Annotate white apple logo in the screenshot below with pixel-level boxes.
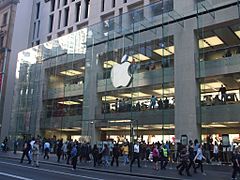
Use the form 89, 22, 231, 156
111, 54, 133, 88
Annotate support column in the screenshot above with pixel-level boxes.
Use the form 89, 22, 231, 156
174, 19, 200, 142
82, 41, 105, 144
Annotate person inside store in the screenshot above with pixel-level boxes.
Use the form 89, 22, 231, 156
136, 101, 141, 111
213, 94, 222, 105
224, 49, 232, 57
164, 97, 169, 109
218, 84, 227, 102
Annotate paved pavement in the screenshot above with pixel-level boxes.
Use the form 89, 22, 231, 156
0, 151, 234, 180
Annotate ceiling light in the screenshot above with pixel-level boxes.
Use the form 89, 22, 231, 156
236, 78, 240, 82
199, 36, 224, 49
154, 46, 174, 57
204, 36, 223, 46
104, 60, 117, 68
100, 127, 119, 131
60, 70, 82, 76
201, 82, 222, 91
132, 53, 150, 61
58, 101, 81, 105
153, 88, 175, 95
234, 30, 240, 38
57, 128, 81, 131
80, 67, 85, 70
120, 92, 149, 98
101, 96, 117, 101
109, 120, 132, 123
199, 39, 210, 49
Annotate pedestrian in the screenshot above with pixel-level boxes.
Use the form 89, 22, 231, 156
194, 144, 206, 175
152, 144, 159, 170
101, 144, 110, 168
13, 139, 18, 154
232, 147, 240, 180
178, 145, 191, 176
62, 141, 68, 160
32, 139, 40, 167
121, 142, 129, 165
92, 144, 99, 167
20, 140, 31, 164
43, 140, 50, 160
111, 143, 120, 167
66, 140, 72, 164
160, 144, 168, 170
187, 140, 195, 175
130, 141, 141, 168
213, 141, 219, 162
71, 144, 78, 171
56, 139, 63, 162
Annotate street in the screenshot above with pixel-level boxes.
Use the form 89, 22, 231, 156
0, 158, 167, 180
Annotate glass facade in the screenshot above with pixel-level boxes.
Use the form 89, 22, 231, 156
10, 0, 240, 145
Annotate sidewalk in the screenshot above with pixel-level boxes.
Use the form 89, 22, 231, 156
0, 151, 232, 180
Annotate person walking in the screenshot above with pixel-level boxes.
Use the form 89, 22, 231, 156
194, 144, 206, 175
187, 140, 195, 175
121, 142, 129, 165
71, 144, 78, 171
32, 139, 40, 167
160, 145, 168, 170
213, 141, 219, 162
43, 140, 50, 160
92, 144, 99, 167
111, 143, 120, 167
152, 144, 159, 170
56, 139, 63, 162
20, 140, 31, 164
101, 144, 110, 168
231, 147, 240, 180
178, 145, 191, 176
130, 141, 141, 168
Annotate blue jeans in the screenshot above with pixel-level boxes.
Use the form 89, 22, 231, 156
123, 154, 129, 165
103, 155, 109, 167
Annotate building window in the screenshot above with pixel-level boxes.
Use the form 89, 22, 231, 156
36, 2, 40, 19
112, 0, 115, 8
123, 0, 127, 3
84, 0, 90, 19
2, 12, 8, 26
64, 7, 69, 27
37, 21, 40, 38
49, 14, 54, 33
58, 10, 61, 29
0, 36, 4, 48
75, 2, 81, 22
63, 0, 68, 6
50, 0, 55, 12
101, 0, 105, 12
33, 22, 36, 39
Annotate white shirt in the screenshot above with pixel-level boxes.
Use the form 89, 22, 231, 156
44, 142, 50, 150
213, 145, 218, 154
134, 144, 139, 153
30, 140, 35, 149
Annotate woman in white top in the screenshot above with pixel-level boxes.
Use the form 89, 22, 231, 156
194, 144, 206, 175
213, 141, 219, 162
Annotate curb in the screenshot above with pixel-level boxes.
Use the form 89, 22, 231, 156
0, 155, 184, 180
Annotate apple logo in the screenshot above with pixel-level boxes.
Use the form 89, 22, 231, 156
110, 54, 133, 88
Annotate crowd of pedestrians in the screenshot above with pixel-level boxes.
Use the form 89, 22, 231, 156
16, 136, 240, 179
